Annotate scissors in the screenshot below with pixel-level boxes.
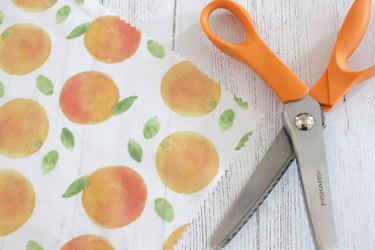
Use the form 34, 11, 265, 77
201, 0, 375, 249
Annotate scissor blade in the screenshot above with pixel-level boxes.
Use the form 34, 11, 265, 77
282, 95, 337, 250
211, 128, 295, 249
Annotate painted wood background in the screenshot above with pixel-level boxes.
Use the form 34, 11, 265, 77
98, 0, 375, 249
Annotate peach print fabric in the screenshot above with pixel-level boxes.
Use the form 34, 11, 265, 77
0, 0, 260, 249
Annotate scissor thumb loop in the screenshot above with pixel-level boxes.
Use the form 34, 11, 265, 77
201, 0, 257, 47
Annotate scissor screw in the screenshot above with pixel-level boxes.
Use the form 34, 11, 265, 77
295, 113, 315, 131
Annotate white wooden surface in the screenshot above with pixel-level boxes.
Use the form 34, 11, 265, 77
99, 0, 375, 249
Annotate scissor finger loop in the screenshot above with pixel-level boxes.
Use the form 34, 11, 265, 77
356, 65, 375, 82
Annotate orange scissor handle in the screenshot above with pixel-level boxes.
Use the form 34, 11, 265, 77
310, 0, 375, 111
201, 0, 308, 104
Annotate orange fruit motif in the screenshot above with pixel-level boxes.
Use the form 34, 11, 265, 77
163, 224, 190, 250
156, 131, 219, 194
0, 169, 35, 236
82, 166, 147, 228
0, 98, 49, 158
61, 234, 114, 250
0, 23, 51, 75
60, 71, 119, 124
84, 16, 141, 63
160, 61, 221, 117
12, 0, 57, 12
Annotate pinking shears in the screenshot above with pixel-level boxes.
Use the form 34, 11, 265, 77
201, 0, 375, 249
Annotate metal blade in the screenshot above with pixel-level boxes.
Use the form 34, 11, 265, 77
211, 128, 295, 249
282, 95, 337, 250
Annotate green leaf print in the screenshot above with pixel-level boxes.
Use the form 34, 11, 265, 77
234, 94, 248, 110
74, 0, 85, 6
112, 96, 138, 115
0, 11, 4, 25
147, 40, 165, 58
0, 81, 4, 98
67, 22, 90, 39
128, 138, 143, 162
62, 176, 89, 198
41, 150, 59, 174
154, 198, 174, 222
235, 131, 253, 151
219, 109, 235, 131
36, 75, 54, 95
61, 128, 75, 152
26, 240, 44, 250
55, 5, 71, 24
143, 116, 160, 139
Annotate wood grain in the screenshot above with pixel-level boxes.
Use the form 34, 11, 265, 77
101, 0, 375, 249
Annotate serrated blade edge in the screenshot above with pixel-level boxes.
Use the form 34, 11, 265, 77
211, 128, 295, 249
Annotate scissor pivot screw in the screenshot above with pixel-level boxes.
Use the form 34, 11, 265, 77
295, 113, 315, 131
